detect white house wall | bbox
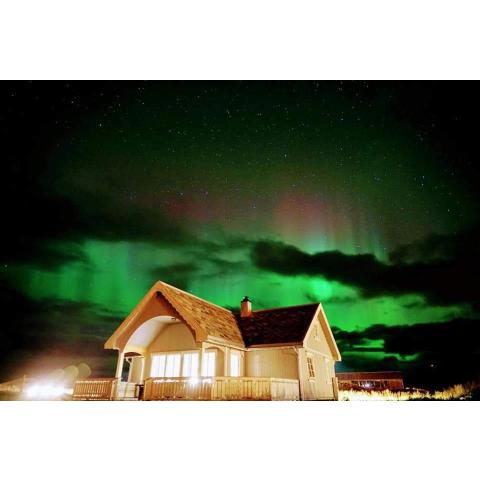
[127,356,144,383]
[245,348,298,379]
[304,316,334,355]
[299,316,338,400]
[144,323,199,379]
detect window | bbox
[202,351,216,376]
[165,354,181,377]
[151,354,166,377]
[151,353,181,377]
[314,323,320,340]
[307,356,315,378]
[230,351,241,377]
[182,352,199,377]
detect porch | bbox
[72,376,300,400]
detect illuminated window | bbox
[307,356,315,378]
[151,353,181,377]
[165,354,181,377]
[182,352,199,377]
[230,351,241,377]
[202,351,216,376]
[151,354,166,377]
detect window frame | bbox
[307,356,315,379]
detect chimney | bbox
[240,296,252,317]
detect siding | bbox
[246,348,298,379]
[300,316,337,399]
[148,323,198,352]
[304,317,333,356]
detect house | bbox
[336,371,404,391]
[73,281,341,400]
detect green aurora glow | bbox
[2,81,479,386]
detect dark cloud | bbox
[305,292,358,305]
[150,262,200,290]
[0,282,120,381]
[1,187,195,271]
[334,317,480,387]
[251,225,480,307]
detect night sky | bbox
[2,81,479,387]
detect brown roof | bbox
[236,304,319,347]
[106,282,340,355]
[158,282,244,345]
[336,371,403,381]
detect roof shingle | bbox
[157,282,244,345]
[236,304,319,347]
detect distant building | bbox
[336,371,404,391]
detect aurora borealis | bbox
[2,81,479,387]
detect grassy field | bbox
[339,382,480,401]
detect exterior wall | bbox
[245,348,298,379]
[127,356,145,383]
[144,323,199,379]
[299,316,337,400]
[222,347,245,377]
[304,317,333,355]
[298,348,336,400]
[148,323,198,352]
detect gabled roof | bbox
[158,282,244,345]
[236,304,319,347]
[105,281,340,358]
[105,281,244,350]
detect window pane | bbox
[165,354,181,377]
[151,354,166,377]
[230,351,240,377]
[202,351,216,376]
[182,352,199,377]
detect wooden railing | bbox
[0,376,28,394]
[144,377,300,401]
[72,378,117,400]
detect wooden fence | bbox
[72,378,117,400]
[143,377,300,401]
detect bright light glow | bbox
[25,382,68,400]
[339,383,476,401]
[188,377,200,386]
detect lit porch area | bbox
[72,376,299,401]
